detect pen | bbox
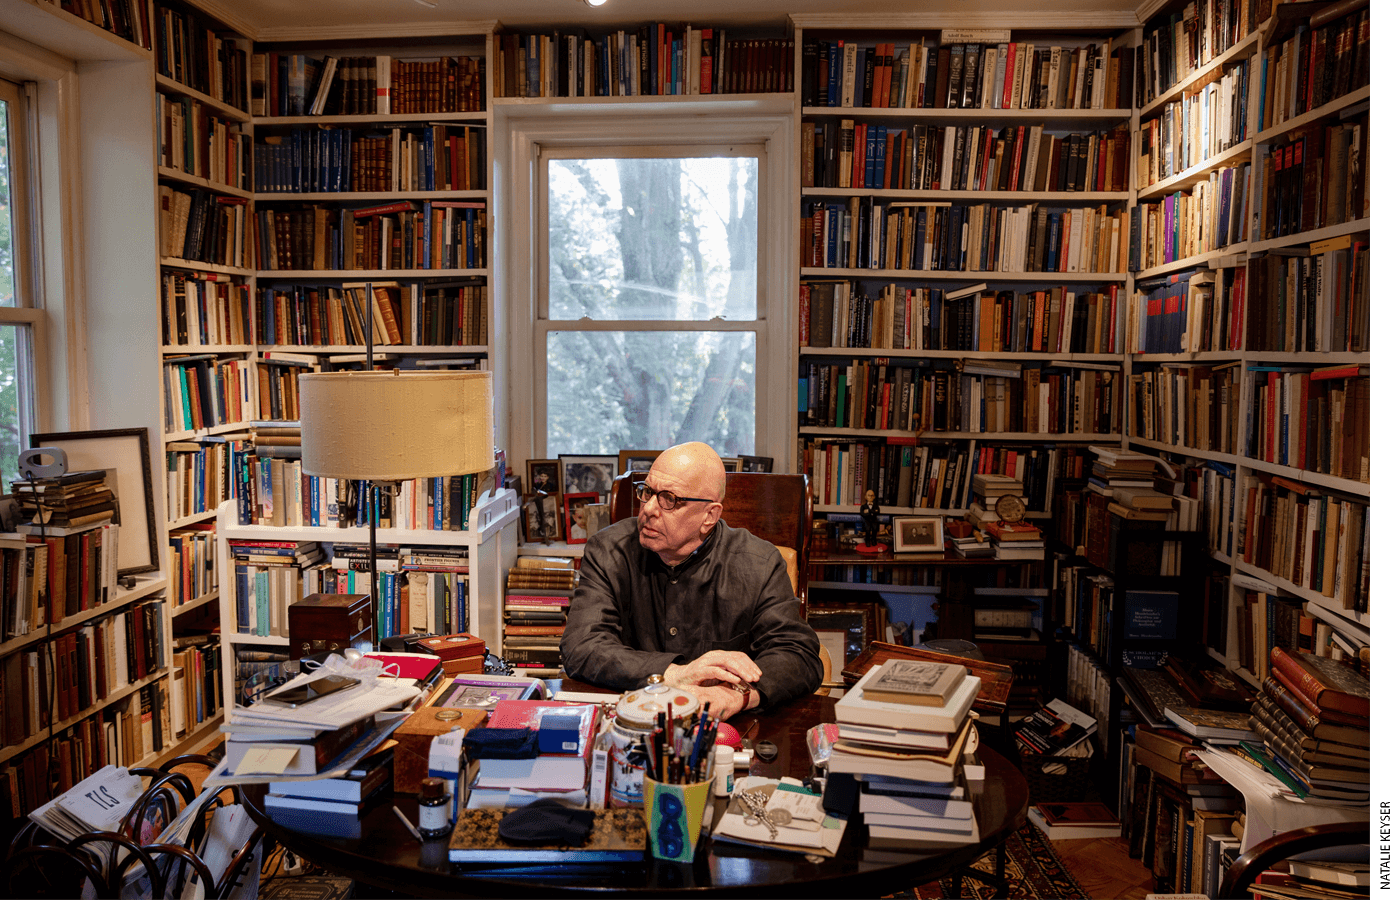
[394,805,423,842]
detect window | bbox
[0,78,39,485]
[539,147,765,458]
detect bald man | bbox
[560,442,823,720]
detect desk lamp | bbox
[299,360,494,649]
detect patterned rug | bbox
[883,821,1089,899]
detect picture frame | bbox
[523,493,561,543]
[893,516,945,552]
[807,603,877,668]
[721,457,741,473]
[523,459,563,543]
[739,454,774,473]
[617,449,661,474]
[559,455,617,505]
[563,492,599,544]
[30,428,159,576]
[581,503,611,538]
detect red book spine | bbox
[1270,648,1368,719]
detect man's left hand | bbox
[687,682,757,722]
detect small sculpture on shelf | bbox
[857,489,887,554]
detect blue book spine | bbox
[255,569,269,636]
[873,124,888,187]
[433,478,444,530]
[864,126,878,189]
[234,564,250,632]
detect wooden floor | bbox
[1052,835,1156,899]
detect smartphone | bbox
[263,674,358,708]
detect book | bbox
[841,642,1013,712]
[857,659,966,706]
[1269,648,1368,720]
[828,716,974,783]
[836,721,952,751]
[433,674,544,708]
[448,807,645,863]
[1164,656,1255,712]
[1288,860,1368,888]
[1013,698,1096,756]
[266,755,392,803]
[1027,804,1121,840]
[835,666,979,733]
[1163,707,1253,743]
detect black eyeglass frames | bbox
[634,482,717,510]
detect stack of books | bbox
[947,530,994,558]
[964,473,1023,529]
[984,521,1044,560]
[261,741,395,839]
[466,699,598,808]
[502,557,577,677]
[12,470,117,530]
[1242,648,1368,805]
[830,660,983,847]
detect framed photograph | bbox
[30,428,159,575]
[739,454,774,473]
[563,492,599,544]
[581,503,611,538]
[617,450,660,474]
[525,459,562,497]
[559,455,617,505]
[893,516,945,552]
[523,493,561,543]
[721,457,741,473]
[807,603,877,668]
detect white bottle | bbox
[712,744,735,797]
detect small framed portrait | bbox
[564,492,599,544]
[525,459,562,497]
[721,457,741,473]
[893,516,945,552]
[739,454,774,473]
[618,449,660,474]
[807,603,877,668]
[523,493,561,543]
[560,455,617,505]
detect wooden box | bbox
[288,593,373,660]
[393,680,489,793]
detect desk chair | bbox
[1217,822,1367,899]
[609,470,833,694]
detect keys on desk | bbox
[737,789,779,839]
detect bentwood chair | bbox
[1217,822,1368,899]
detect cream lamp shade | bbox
[299,370,495,481]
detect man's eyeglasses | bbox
[635,483,716,511]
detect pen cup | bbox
[642,775,714,863]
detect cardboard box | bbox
[393,680,489,793]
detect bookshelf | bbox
[792,19,1136,518]
[213,489,519,707]
[1121,0,1370,697]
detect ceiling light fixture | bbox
[413,0,438,7]
[585,0,607,7]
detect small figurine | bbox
[856,489,888,554]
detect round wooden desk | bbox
[241,695,1028,898]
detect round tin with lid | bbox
[608,679,699,807]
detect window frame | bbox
[535,143,767,458]
[0,76,47,454]
[499,101,797,471]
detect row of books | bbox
[0,524,122,638]
[804,39,1132,112]
[1137,56,1253,188]
[1135,0,1267,104]
[1236,591,1331,685]
[1,680,176,819]
[162,355,252,433]
[167,524,216,608]
[158,187,250,269]
[57,0,153,50]
[171,635,223,740]
[1245,237,1369,353]
[802,360,1122,437]
[494,29,792,98]
[1236,473,1368,610]
[1132,162,1253,273]
[1259,118,1368,242]
[254,201,486,271]
[253,123,487,194]
[231,448,493,532]
[251,53,485,117]
[1,597,166,746]
[499,560,576,675]
[154,5,247,107]
[802,282,1122,354]
[161,271,250,348]
[803,201,1130,275]
[1127,269,1244,354]
[1129,363,1240,455]
[1259,7,1370,134]
[1243,365,1368,481]
[804,121,1132,194]
[156,93,250,190]
[166,437,235,522]
[257,280,488,348]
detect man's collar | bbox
[649,521,721,574]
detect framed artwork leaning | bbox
[807,603,877,669]
[30,428,159,575]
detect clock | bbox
[994,493,1026,525]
